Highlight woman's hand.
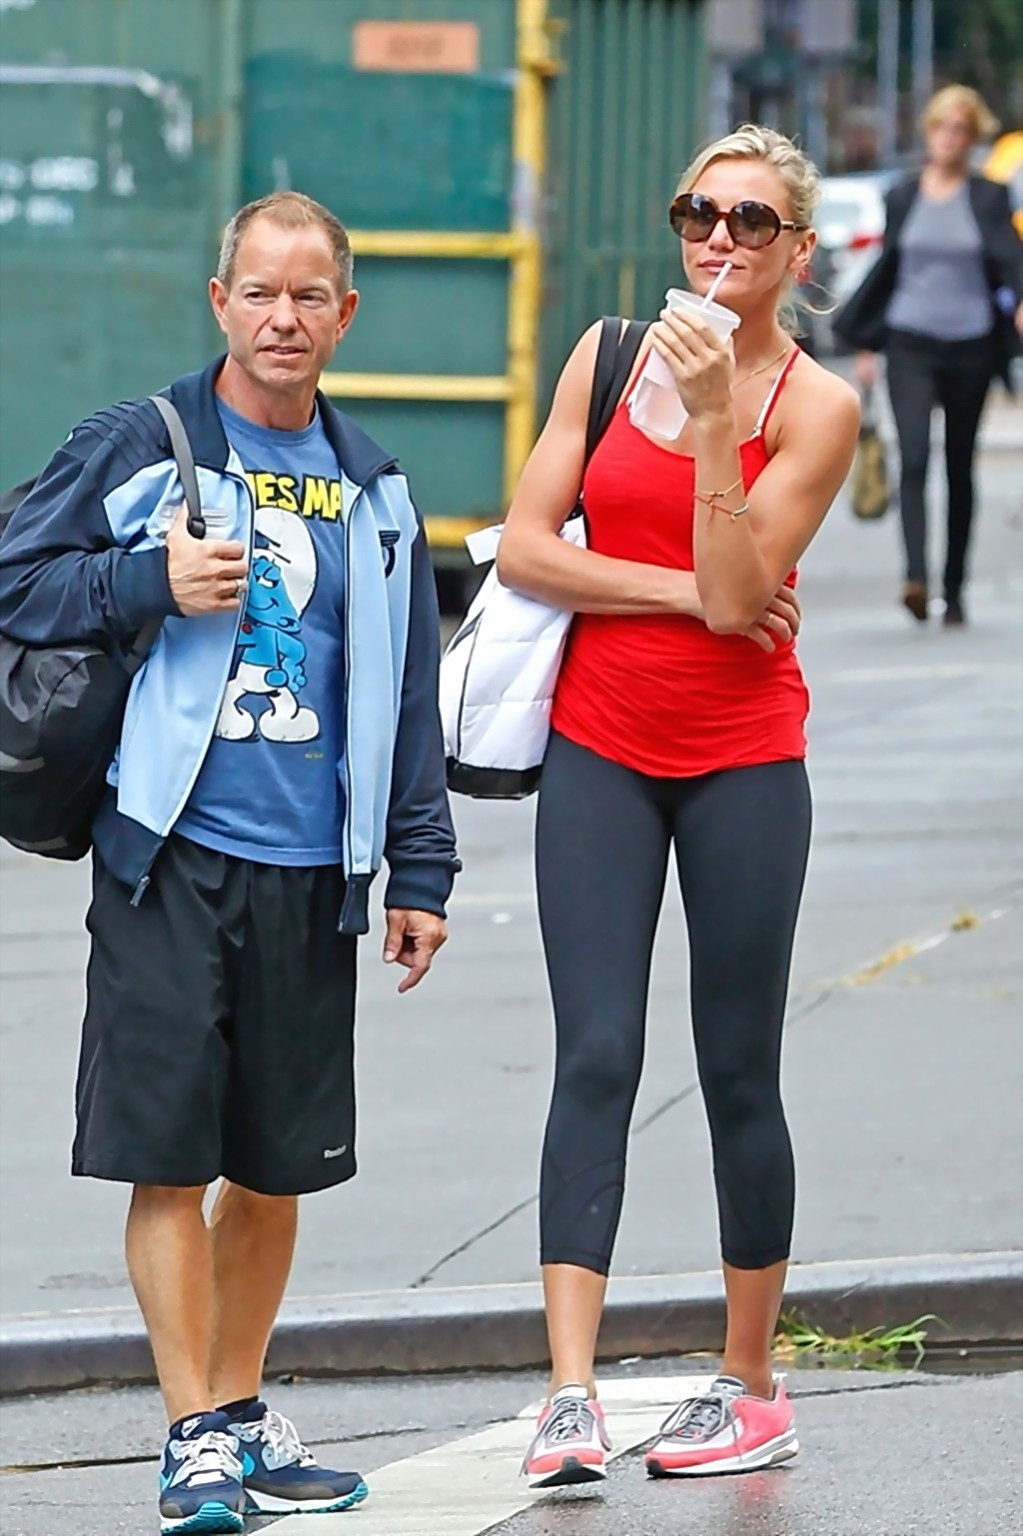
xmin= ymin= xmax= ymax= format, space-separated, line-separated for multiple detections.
xmin=855 ymin=351 xmax=879 ymax=390
xmin=737 ymin=584 xmax=802 ymax=651
xmin=649 ymin=308 xmax=734 ymax=421
xmin=1015 ymin=300 xmax=1023 ymax=338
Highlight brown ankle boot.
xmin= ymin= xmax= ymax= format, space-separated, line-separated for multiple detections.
xmin=902 ymin=581 xmax=929 ymax=622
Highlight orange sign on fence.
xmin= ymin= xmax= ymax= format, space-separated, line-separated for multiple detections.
xmin=352 ymin=21 xmax=481 ymax=74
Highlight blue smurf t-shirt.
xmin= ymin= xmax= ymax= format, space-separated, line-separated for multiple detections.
xmin=176 ymin=399 xmax=347 ymax=864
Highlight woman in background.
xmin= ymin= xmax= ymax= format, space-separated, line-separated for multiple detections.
xmin=836 ymin=85 xmax=1022 ymax=627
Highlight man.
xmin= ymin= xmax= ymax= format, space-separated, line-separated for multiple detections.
xmin=0 ymin=192 xmax=459 ymax=1535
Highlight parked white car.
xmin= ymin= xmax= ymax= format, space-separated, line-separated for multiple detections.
xmin=815 ymin=171 xmax=897 ymax=307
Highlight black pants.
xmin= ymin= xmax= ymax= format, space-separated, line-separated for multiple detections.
xmin=536 ymin=733 xmax=812 ymax=1275
xmin=886 ymin=329 xmax=993 ymax=601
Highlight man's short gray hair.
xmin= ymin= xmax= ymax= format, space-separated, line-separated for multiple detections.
xmin=217 ymin=191 xmax=354 ymax=293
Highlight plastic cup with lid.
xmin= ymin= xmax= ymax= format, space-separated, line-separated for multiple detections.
xmin=627 ymin=285 xmax=741 ymax=440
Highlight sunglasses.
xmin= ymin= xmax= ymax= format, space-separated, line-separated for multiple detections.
xmin=669 ymin=192 xmax=808 ymax=250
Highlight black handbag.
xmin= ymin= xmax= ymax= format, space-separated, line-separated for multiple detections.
xmin=0 ymin=396 xmax=205 ymax=860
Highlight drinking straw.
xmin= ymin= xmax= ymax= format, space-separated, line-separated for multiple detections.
xmin=701 ymin=260 xmax=733 ymax=307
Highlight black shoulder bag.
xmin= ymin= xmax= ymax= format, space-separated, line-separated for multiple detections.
xmin=0 ymin=396 xmax=205 ymax=860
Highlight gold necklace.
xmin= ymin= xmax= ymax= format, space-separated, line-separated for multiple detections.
xmin=733 ymin=344 xmax=792 ymax=390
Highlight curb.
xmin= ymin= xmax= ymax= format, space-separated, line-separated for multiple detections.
xmin=1 ymin=1251 xmax=1019 ymax=1396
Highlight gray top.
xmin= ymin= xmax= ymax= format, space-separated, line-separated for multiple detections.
xmin=886 ymin=184 xmax=992 ymax=342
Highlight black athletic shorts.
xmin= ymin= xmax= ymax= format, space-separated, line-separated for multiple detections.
xmin=73 ymin=835 xmax=357 ymax=1195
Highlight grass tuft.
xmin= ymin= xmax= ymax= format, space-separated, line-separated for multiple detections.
xmin=773 ymin=1312 xmax=939 ymax=1369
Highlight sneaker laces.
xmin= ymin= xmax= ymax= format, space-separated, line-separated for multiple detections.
xmin=176 ymin=1431 xmax=243 ymax=1486
xmin=542 ymin=1395 xmax=594 ymax=1445
xmin=260 ymin=1409 xmax=317 ymax=1470
xmin=658 ymin=1391 xmax=737 ymax=1445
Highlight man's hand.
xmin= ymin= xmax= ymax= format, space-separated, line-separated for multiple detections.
xmin=166 ymin=506 xmax=249 ymax=617
xmin=741 ymin=584 xmax=802 ymax=652
xmin=383 ymin=909 xmax=448 ymax=994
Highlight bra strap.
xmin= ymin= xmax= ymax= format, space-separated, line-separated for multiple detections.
xmin=753 ymin=346 xmax=800 ymax=435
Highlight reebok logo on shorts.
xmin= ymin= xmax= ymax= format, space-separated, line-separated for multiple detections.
xmin=323 ymin=1146 xmax=348 ymax=1159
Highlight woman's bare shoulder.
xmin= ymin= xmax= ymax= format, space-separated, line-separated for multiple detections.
xmin=790 ymin=351 xmax=860 ymax=418
xmin=551 ymin=317 xmax=649 ymax=418
xmin=764 ymin=350 xmax=859 ymax=470
xmin=782 ymin=352 xmax=861 ymax=438
xmin=549 ymin=321 xmax=605 ymax=411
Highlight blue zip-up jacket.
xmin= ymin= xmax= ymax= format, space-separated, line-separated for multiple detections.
xmin=0 ymin=359 xmax=459 ymax=933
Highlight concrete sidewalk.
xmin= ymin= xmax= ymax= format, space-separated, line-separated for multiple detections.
xmin=978 ymin=382 xmax=1022 ymax=450
xmin=1 ymin=442 xmax=1021 ymax=1386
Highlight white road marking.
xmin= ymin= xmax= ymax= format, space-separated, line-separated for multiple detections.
xmin=269 ymin=1375 xmax=709 ymax=1536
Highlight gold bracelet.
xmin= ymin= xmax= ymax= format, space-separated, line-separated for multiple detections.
xmin=695 ymin=473 xmax=749 ymax=520
xmin=695 ymin=492 xmax=749 ymax=519
xmin=694 ymin=475 xmax=744 ymax=506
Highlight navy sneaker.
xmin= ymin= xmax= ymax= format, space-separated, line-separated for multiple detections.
xmin=158 ymin=1411 xmax=245 ymax=1534
xmin=225 ymin=1399 xmax=369 ymax=1514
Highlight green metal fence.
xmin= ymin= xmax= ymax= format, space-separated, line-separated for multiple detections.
xmin=0 ymin=0 xmax=705 ymax=550
xmin=542 ymin=0 xmax=705 ymax=409
xmin=0 ymin=0 xmax=225 ymax=489
xmin=239 ymin=0 xmax=521 ymax=545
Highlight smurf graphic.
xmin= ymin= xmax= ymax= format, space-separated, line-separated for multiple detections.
xmin=217 ymin=506 xmax=321 ymax=743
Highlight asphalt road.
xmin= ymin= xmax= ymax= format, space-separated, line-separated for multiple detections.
xmin=487 ymin=1372 xmax=1023 ymax=1536
xmin=1 ymin=1359 xmax=1020 ymax=1536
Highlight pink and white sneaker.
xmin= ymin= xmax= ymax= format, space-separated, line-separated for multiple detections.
xmin=522 ymin=1384 xmax=611 ymax=1488
xmin=645 ymin=1375 xmax=798 ymax=1478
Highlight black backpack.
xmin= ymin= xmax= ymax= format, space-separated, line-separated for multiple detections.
xmin=0 ymin=396 xmax=205 ymax=860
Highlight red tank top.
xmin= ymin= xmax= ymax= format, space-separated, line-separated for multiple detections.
xmin=552 ymin=349 xmax=809 ymax=778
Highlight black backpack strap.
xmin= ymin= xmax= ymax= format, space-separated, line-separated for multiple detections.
xmin=124 ymin=617 xmax=164 ymax=675
xmin=585 ymin=316 xmax=648 ymax=463
xmin=124 ymin=395 xmax=206 ymax=673
xmin=149 ymin=394 xmax=206 ymax=541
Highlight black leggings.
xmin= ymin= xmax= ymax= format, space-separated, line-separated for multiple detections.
xmin=886 ymin=329 xmax=993 ymax=601
xmin=536 ymin=733 xmax=812 ymax=1275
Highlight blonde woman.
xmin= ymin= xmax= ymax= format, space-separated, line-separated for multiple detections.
xmin=498 ymin=126 xmax=859 ymax=1484
xmin=836 ymin=85 xmax=1023 ymax=626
